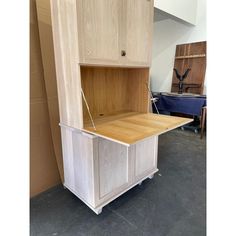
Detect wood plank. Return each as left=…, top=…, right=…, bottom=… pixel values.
left=83, top=113, right=192, bottom=145
left=50, top=0, right=83, bottom=129
left=175, top=54, right=206, bottom=59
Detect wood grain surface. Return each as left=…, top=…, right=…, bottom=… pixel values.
left=81, top=66, right=150, bottom=123
left=84, top=113, right=192, bottom=145
left=171, top=41, right=206, bottom=94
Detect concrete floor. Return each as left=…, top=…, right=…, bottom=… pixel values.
left=30, top=129, right=206, bottom=236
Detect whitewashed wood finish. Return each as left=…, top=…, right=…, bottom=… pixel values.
left=77, top=0, right=121, bottom=65
left=50, top=0, right=83, bottom=129
left=60, top=125, right=159, bottom=214
left=93, top=168, right=158, bottom=213
left=93, top=138, right=134, bottom=206
left=60, top=126, right=97, bottom=206
left=64, top=167, right=158, bottom=215
left=134, top=136, right=158, bottom=181
left=124, top=0, right=154, bottom=66
left=98, top=138, right=130, bottom=198
left=72, top=131, right=97, bottom=206
left=61, top=127, right=75, bottom=191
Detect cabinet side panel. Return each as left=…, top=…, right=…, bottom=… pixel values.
left=156, top=136, right=159, bottom=167
left=50, top=0, right=83, bottom=129
left=72, top=132, right=96, bottom=206
left=126, top=68, right=150, bottom=113
left=61, top=127, right=75, bottom=190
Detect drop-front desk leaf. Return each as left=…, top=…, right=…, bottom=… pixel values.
left=83, top=112, right=193, bottom=146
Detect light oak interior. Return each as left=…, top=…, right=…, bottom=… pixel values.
left=81, top=66, right=150, bottom=126
left=81, top=66, right=193, bottom=145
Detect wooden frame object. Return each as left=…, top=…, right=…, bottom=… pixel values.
left=36, top=0, right=193, bottom=214
left=171, top=41, right=207, bottom=94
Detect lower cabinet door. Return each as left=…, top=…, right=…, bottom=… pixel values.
left=95, top=138, right=131, bottom=203
left=134, top=136, right=158, bottom=181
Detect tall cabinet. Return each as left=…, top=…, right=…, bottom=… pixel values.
left=49, top=0, right=191, bottom=214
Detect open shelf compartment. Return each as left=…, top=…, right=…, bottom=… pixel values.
left=80, top=66, right=192, bottom=146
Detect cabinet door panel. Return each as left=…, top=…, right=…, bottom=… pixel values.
left=98, top=138, right=130, bottom=199
left=78, top=0, right=121, bottom=65
left=135, top=136, right=158, bottom=180
left=124, top=0, right=154, bottom=66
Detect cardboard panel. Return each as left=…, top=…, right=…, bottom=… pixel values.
left=36, top=0, right=64, bottom=181
left=30, top=0, right=61, bottom=197
left=30, top=102, right=61, bottom=197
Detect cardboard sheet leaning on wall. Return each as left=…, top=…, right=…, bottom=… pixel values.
left=35, top=0, right=64, bottom=182
left=30, top=0, right=61, bottom=197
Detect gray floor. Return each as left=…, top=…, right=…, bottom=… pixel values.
left=30, top=129, right=206, bottom=236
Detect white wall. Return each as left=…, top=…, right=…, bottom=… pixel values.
left=154, top=0, right=198, bottom=25
left=150, top=0, right=206, bottom=93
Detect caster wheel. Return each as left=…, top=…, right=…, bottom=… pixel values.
left=194, top=129, right=198, bottom=134
left=181, top=126, right=185, bottom=131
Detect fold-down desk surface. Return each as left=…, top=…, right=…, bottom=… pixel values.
left=83, top=113, right=192, bottom=146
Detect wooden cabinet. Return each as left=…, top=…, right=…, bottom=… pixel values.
left=41, top=0, right=193, bottom=214
left=77, top=0, right=154, bottom=67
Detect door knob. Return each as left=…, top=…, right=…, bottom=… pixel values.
left=121, top=50, right=126, bottom=56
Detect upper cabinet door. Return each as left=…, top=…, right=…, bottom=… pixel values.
left=123, top=0, right=154, bottom=66
left=77, top=0, right=121, bottom=65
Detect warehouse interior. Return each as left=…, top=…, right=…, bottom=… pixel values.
left=29, top=0, right=207, bottom=235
